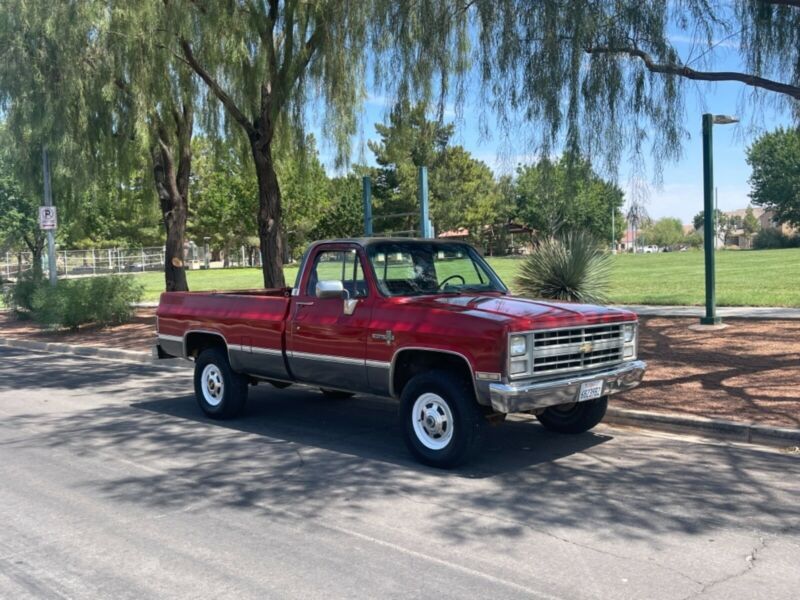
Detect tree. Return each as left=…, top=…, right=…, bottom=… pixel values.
left=175, top=1, right=377, bottom=288
left=311, top=175, right=364, bottom=241
left=641, top=218, right=684, bottom=249
left=746, top=128, right=800, bottom=229
left=0, top=144, right=46, bottom=279
left=276, top=137, right=331, bottom=259
left=742, top=206, right=761, bottom=245
left=461, top=1, right=800, bottom=176
left=692, top=209, right=728, bottom=244
left=0, top=1, right=198, bottom=291
left=369, top=101, right=454, bottom=235
left=368, top=102, right=504, bottom=240
left=189, top=138, right=259, bottom=266
left=515, top=156, right=625, bottom=242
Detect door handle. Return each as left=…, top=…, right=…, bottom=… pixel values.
left=296, top=301, right=315, bottom=307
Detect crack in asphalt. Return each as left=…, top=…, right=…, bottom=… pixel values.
left=681, top=535, right=768, bottom=600
left=392, top=489, right=708, bottom=588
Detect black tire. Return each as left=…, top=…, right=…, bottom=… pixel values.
left=193, top=347, right=248, bottom=419
left=536, top=397, right=608, bottom=434
left=320, top=388, right=355, bottom=400
left=400, top=370, right=485, bottom=469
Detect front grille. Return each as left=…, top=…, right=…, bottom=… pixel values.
left=531, top=324, right=623, bottom=375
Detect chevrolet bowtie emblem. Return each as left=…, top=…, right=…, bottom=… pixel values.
left=579, top=341, right=593, bottom=353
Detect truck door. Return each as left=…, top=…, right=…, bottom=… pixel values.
left=287, top=245, right=372, bottom=392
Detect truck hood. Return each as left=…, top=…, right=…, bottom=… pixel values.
left=402, top=294, right=636, bottom=330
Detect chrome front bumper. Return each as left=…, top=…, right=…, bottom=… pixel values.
left=488, top=360, right=647, bottom=414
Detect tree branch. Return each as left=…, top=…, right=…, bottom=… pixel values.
left=179, top=38, right=257, bottom=137
left=585, top=45, right=800, bottom=100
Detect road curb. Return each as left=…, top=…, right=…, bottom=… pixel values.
left=0, top=336, right=188, bottom=369
left=606, top=407, right=800, bottom=448
left=2, top=335, right=799, bottom=448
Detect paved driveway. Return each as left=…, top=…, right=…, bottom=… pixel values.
left=0, top=347, right=798, bottom=599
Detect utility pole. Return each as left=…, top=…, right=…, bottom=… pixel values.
left=362, top=176, right=373, bottom=237
left=418, top=166, right=432, bottom=239
left=42, top=148, right=57, bottom=287
left=611, top=204, right=616, bottom=254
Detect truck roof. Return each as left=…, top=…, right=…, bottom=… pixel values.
left=310, top=237, right=474, bottom=249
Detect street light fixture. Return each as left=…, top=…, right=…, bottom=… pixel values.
left=700, top=113, right=739, bottom=325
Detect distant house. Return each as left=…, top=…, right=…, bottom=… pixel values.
left=719, top=207, right=796, bottom=248
left=618, top=229, right=637, bottom=252
left=758, top=209, right=797, bottom=237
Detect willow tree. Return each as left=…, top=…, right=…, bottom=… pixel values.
left=103, top=3, right=199, bottom=291
left=167, top=2, right=363, bottom=287
left=0, top=2, right=107, bottom=242
left=464, top=0, right=800, bottom=174
left=0, top=2, right=198, bottom=292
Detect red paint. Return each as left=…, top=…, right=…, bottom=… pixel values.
left=156, top=240, right=638, bottom=382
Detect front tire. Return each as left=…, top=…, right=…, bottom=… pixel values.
left=194, top=347, right=248, bottom=419
left=536, top=397, right=608, bottom=434
left=400, top=371, right=485, bottom=469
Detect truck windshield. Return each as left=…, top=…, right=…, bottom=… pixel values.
left=366, top=242, right=507, bottom=297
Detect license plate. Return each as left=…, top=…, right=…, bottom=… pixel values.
left=579, top=380, right=604, bottom=401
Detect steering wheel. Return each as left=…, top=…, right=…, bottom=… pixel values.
left=438, top=274, right=466, bottom=290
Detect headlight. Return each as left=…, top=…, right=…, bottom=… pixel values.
left=510, top=335, right=527, bottom=356
left=623, top=323, right=635, bottom=343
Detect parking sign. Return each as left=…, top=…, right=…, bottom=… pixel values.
left=39, top=206, right=57, bottom=230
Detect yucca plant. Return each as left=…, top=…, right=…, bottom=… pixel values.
left=515, top=232, right=612, bottom=304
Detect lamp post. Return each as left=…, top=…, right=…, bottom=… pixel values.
left=203, top=236, right=210, bottom=270
left=700, top=113, right=739, bottom=325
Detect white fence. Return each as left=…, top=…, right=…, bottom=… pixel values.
left=1, top=244, right=259, bottom=281
left=1, top=247, right=166, bottom=280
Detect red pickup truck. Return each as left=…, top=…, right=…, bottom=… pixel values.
left=155, top=238, right=646, bottom=468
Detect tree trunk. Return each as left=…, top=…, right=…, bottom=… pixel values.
left=250, top=139, right=286, bottom=289
left=153, top=149, right=189, bottom=292
left=31, top=247, right=43, bottom=280
left=151, top=103, right=193, bottom=293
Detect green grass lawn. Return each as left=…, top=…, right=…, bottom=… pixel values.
left=133, top=248, right=800, bottom=307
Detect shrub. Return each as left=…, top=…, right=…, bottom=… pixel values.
left=753, top=228, right=800, bottom=250
left=515, top=232, right=612, bottom=304
left=27, top=275, right=144, bottom=329
left=2, top=272, right=42, bottom=315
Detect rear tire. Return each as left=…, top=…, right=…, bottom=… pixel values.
left=320, top=388, right=355, bottom=400
left=536, top=397, right=608, bottom=434
left=400, top=370, right=485, bottom=469
left=194, top=348, right=248, bottom=419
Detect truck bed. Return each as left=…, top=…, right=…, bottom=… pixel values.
left=156, top=288, right=293, bottom=381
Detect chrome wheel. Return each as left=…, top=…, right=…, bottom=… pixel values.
left=201, top=364, right=224, bottom=407
left=411, top=392, right=454, bottom=450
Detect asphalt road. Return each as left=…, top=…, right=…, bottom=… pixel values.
left=1, top=347, right=798, bottom=600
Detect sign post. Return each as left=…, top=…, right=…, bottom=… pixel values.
left=41, top=148, right=57, bottom=286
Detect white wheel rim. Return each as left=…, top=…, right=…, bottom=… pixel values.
left=201, top=364, right=225, bottom=407
left=411, top=393, right=454, bottom=451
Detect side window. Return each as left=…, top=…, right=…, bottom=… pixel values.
left=307, top=249, right=368, bottom=298
left=370, top=248, right=438, bottom=295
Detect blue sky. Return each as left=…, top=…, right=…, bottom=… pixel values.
left=312, top=34, right=794, bottom=226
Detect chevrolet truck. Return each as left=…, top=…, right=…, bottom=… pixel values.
left=155, top=238, right=646, bottom=468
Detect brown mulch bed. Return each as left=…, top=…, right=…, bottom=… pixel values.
left=1, top=310, right=799, bottom=428
left=0, top=308, right=156, bottom=352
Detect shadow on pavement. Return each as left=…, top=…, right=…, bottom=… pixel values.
left=2, top=347, right=799, bottom=545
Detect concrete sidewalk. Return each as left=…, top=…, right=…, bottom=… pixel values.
left=618, top=305, right=800, bottom=319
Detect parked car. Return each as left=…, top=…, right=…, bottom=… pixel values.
left=155, top=238, right=646, bottom=468
left=643, top=245, right=659, bottom=253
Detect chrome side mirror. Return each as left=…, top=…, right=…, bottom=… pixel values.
left=316, top=280, right=345, bottom=299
